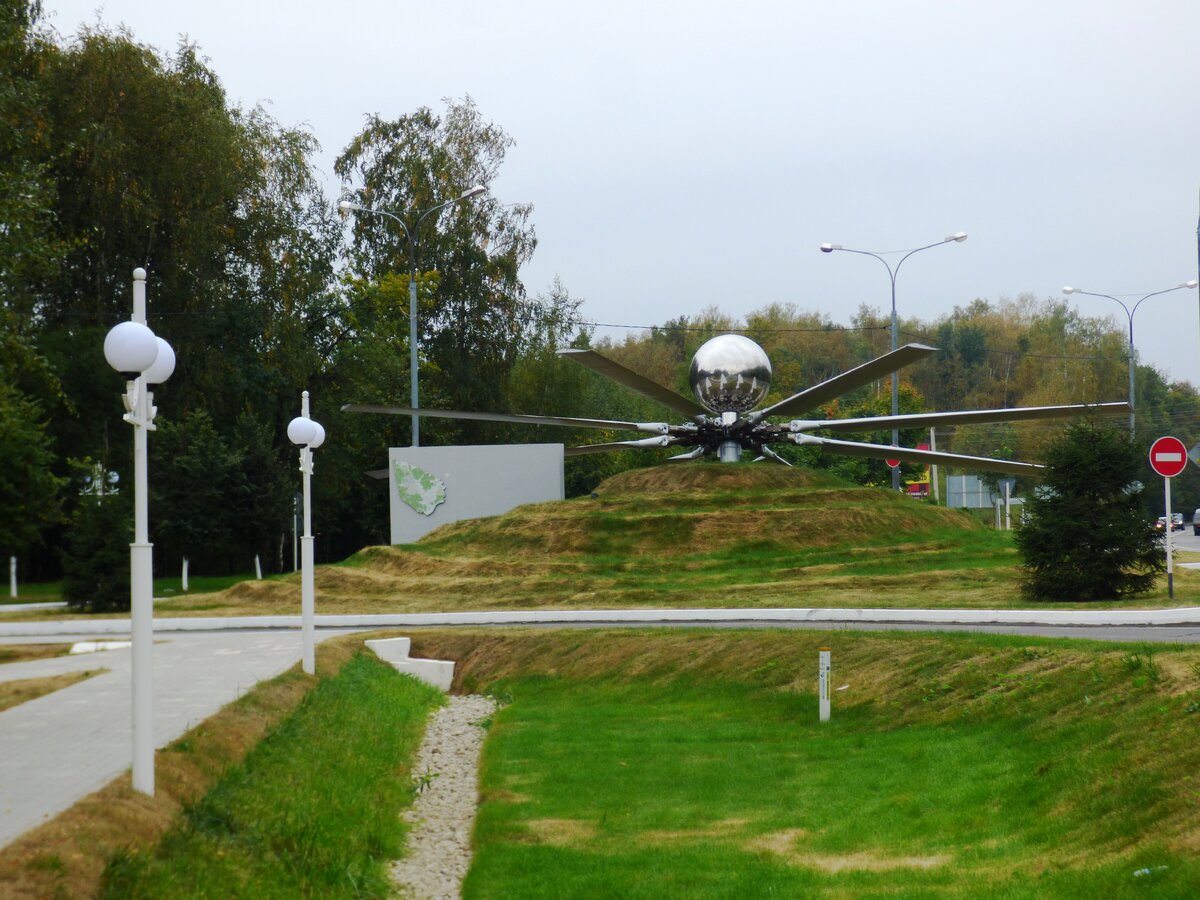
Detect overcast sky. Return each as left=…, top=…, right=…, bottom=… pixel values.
left=43, top=0, right=1200, bottom=390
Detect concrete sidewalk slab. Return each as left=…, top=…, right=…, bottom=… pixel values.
left=0, top=632, right=310, bottom=850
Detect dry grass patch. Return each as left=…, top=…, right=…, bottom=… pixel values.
left=644, top=818, right=753, bottom=845
left=747, top=828, right=951, bottom=872
left=522, top=818, right=597, bottom=847
left=794, top=851, right=952, bottom=873
left=0, top=669, right=105, bottom=714
left=0, top=636, right=361, bottom=900
left=0, top=644, right=73, bottom=665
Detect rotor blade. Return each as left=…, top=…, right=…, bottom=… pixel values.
left=564, top=436, right=676, bottom=456
left=793, top=434, right=1042, bottom=476
left=667, top=447, right=708, bottom=462
left=756, top=444, right=793, bottom=467
left=343, top=403, right=665, bottom=434
left=559, top=349, right=709, bottom=419
left=753, top=343, right=939, bottom=420
left=793, top=401, right=1131, bottom=434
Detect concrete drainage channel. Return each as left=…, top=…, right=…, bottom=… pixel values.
left=366, top=637, right=455, bottom=691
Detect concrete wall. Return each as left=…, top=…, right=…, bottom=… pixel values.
left=388, top=444, right=564, bottom=545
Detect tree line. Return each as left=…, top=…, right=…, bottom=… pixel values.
left=3, top=2, right=1198, bottom=599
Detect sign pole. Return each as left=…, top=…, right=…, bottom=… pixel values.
left=1149, top=435, right=1187, bottom=600
left=1165, top=475, right=1174, bottom=599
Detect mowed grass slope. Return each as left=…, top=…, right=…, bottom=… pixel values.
left=14, top=629, right=1197, bottom=897
left=409, top=629, right=1200, bottom=898
left=149, top=462, right=1192, bottom=617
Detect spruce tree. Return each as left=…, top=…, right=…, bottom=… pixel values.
left=1015, top=420, right=1163, bottom=601
left=61, top=494, right=132, bottom=613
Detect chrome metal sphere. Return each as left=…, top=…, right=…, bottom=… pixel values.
left=688, top=334, right=772, bottom=413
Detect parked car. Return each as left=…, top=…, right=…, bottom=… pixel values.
left=1194, top=509, right=1200, bottom=536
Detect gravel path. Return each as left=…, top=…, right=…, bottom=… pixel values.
left=391, top=694, right=497, bottom=900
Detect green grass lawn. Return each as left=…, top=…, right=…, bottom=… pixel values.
left=67, top=629, right=1200, bottom=897
left=428, top=630, right=1200, bottom=898
left=98, top=652, right=443, bottom=898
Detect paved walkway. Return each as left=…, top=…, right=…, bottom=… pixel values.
left=0, top=631, right=314, bottom=850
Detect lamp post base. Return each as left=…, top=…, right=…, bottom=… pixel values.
left=131, top=540, right=154, bottom=796
left=301, top=534, right=315, bottom=674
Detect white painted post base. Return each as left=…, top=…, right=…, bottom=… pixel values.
left=131, top=541, right=155, bottom=796
left=254, top=554, right=262, bottom=580
left=181, top=556, right=189, bottom=593
left=818, top=647, right=831, bottom=722
left=9, top=556, right=15, bottom=599
left=301, top=534, right=314, bottom=675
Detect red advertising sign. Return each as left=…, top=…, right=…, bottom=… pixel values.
left=1149, top=436, right=1188, bottom=478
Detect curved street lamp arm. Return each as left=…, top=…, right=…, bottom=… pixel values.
left=1131, top=284, right=1193, bottom=318
left=1064, top=288, right=1130, bottom=321
left=825, top=246, right=896, bottom=281
left=893, top=235, right=961, bottom=279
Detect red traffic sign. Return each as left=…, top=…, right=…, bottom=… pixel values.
left=885, top=458, right=901, bottom=469
left=1149, top=436, right=1188, bottom=478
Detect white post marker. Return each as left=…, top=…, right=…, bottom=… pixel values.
left=9, top=557, right=15, bottom=599
left=818, top=647, right=831, bottom=722
left=1149, top=435, right=1188, bottom=600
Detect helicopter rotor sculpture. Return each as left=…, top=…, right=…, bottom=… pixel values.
left=345, top=334, right=1129, bottom=477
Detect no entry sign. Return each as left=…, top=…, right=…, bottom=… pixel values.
left=1149, top=436, right=1188, bottom=478
left=885, top=458, right=901, bottom=469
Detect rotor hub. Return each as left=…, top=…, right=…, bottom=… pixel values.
left=689, top=334, right=772, bottom=413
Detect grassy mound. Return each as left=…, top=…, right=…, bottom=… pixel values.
left=145, top=463, right=1054, bottom=616
left=417, top=462, right=980, bottom=558
left=146, top=462, right=1190, bottom=615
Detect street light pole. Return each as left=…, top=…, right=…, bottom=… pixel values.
left=338, top=185, right=486, bottom=448
left=103, top=267, right=175, bottom=796
left=1062, top=282, right=1198, bottom=434
left=287, top=393, right=325, bottom=675
left=821, top=233, right=968, bottom=490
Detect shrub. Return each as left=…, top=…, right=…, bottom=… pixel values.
left=1015, top=420, right=1162, bottom=601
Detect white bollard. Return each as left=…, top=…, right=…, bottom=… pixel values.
left=254, top=554, right=262, bottom=580
left=9, top=557, right=15, bottom=599
left=182, top=556, right=189, bottom=593
left=818, top=647, right=831, bottom=722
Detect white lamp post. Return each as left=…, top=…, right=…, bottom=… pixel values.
left=102, top=267, right=175, bottom=797
left=821, top=233, right=968, bottom=491
left=338, top=185, right=486, bottom=448
left=288, top=392, right=325, bottom=675
left=1062, top=281, right=1199, bottom=434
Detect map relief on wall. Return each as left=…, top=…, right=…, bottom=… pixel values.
left=393, top=461, right=447, bottom=516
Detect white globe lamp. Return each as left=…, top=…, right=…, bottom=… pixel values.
left=104, top=321, right=158, bottom=377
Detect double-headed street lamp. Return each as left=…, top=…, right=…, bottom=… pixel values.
left=287, top=392, right=325, bottom=675
left=820, top=233, right=968, bottom=490
left=338, top=185, right=486, bottom=448
left=1062, top=282, right=1198, bottom=434
left=102, top=267, right=175, bottom=796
